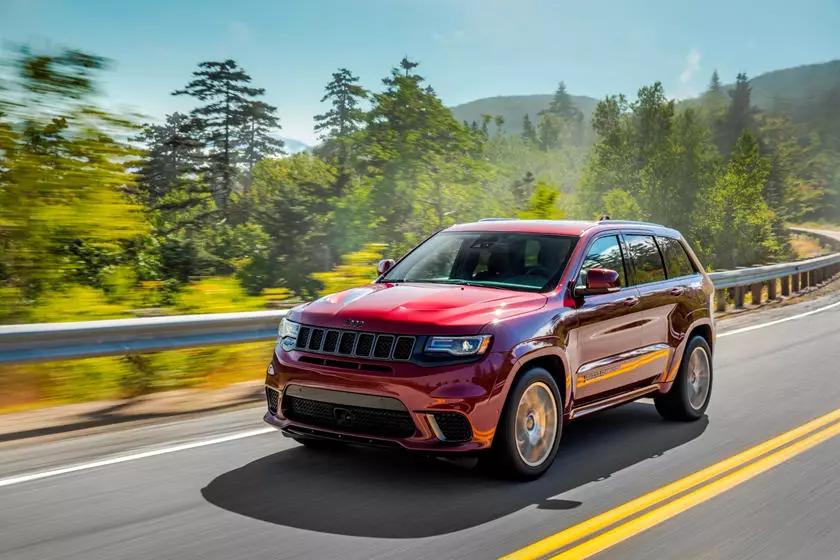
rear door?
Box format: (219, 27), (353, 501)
(571, 234), (646, 402)
(621, 233), (675, 383)
(655, 235), (706, 380)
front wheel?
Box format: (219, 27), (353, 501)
(482, 367), (563, 480)
(654, 336), (713, 421)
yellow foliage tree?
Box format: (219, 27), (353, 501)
(311, 243), (387, 296)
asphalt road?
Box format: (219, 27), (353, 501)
(2, 290), (840, 559)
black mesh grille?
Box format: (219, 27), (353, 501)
(296, 326), (311, 349)
(283, 396), (416, 438)
(338, 332), (357, 355)
(265, 387), (279, 415)
(355, 333), (374, 357)
(292, 325), (414, 362)
(433, 412), (472, 442)
(374, 335), (395, 359)
(393, 336), (415, 360)
(307, 328), (325, 351)
(323, 330), (339, 353)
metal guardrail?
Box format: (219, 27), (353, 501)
(0, 310), (288, 365)
(2, 231), (839, 366)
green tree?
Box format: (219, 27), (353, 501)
(601, 188), (642, 220)
(0, 46), (146, 315)
(311, 243), (386, 296)
(539, 81), (585, 147)
(173, 60), (267, 206)
(517, 181), (566, 220)
(360, 57), (482, 253)
(243, 153), (337, 296)
(717, 72), (756, 157)
(521, 113), (537, 144)
(238, 100), (284, 173)
(313, 68), (368, 182)
(700, 131), (778, 268)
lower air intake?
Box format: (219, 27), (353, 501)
(431, 412), (473, 442)
(283, 395), (416, 439)
(266, 387), (279, 415)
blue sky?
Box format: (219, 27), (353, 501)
(2, 0), (838, 145)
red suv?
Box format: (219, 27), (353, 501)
(264, 218), (715, 479)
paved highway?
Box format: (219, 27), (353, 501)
(1, 289), (840, 559)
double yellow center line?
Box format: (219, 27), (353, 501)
(501, 406), (840, 560)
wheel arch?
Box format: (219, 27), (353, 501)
(503, 347), (571, 415)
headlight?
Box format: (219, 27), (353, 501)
(425, 335), (492, 356)
(278, 318), (301, 351)
(278, 317), (300, 339)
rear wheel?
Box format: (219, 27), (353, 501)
(655, 336), (713, 421)
(482, 367), (563, 480)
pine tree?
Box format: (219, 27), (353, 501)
(543, 81), (584, 146)
(313, 68), (367, 182)
(708, 70), (722, 94)
(494, 115), (505, 136)
(238, 100), (284, 173)
(173, 60), (267, 206)
(521, 114), (537, 144)
(135, 112), (206, 206)
(717, 72), (755, 157)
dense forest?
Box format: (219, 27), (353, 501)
(2, 46), (840, 325)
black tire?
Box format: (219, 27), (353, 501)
(654, 336), (713, 421)
(292, 436), (343, 450)
(481, 367), (563, 480)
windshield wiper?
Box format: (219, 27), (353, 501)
(418, 279), (474, 286)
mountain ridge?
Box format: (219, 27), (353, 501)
(449, 59), (840, 136)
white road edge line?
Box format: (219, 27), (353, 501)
(1, 298), (838, 489)
(0, 427), (274, 488)
(717, 299), (840, 338)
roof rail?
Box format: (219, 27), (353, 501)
(597, 219), (667, 228)
(478, 217), (517, 222)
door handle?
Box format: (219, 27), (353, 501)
(669, 287), (684, 296)
(622, 296), (640, 307)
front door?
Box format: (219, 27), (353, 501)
(571, 234), (647, 401)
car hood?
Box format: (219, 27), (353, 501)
(291, 282), (548, 335)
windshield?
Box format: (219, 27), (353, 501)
(381, 232), (577, 292)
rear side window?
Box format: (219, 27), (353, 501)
(577, 236), (626, 287)
(657, 236), (697, 278)
(625, 235), (666, 284)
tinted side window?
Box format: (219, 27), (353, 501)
(626, 235), (666, 285)
(657, 236), (697, 278)
(577, 236), (626, 287)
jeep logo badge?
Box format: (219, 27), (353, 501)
(344, 319), (364, 328)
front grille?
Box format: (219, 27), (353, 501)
(432, 412), (473, 442)
(265, 387), (279, 415)
(295, 325), (415, 361)
(283, 395), (416, 439)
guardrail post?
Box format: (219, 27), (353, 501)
(767, 279), (778, 300)
(734, 286), (745, 309)
(750, 283), (762, 306)
(792, 273), (800, 293)
(781, 275), (791, 297)
(715, 289), (727, 312)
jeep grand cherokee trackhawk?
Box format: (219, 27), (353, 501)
(263, 218), (715, 479)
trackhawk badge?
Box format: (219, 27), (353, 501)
(344, 319), (365, 328)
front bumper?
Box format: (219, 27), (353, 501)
(263, 344), (509, 452)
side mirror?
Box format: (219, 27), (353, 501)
(377, 259), (395, 276)
(574, 268), (621, 297)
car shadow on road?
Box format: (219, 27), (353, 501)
(201, 402), (707, 538)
